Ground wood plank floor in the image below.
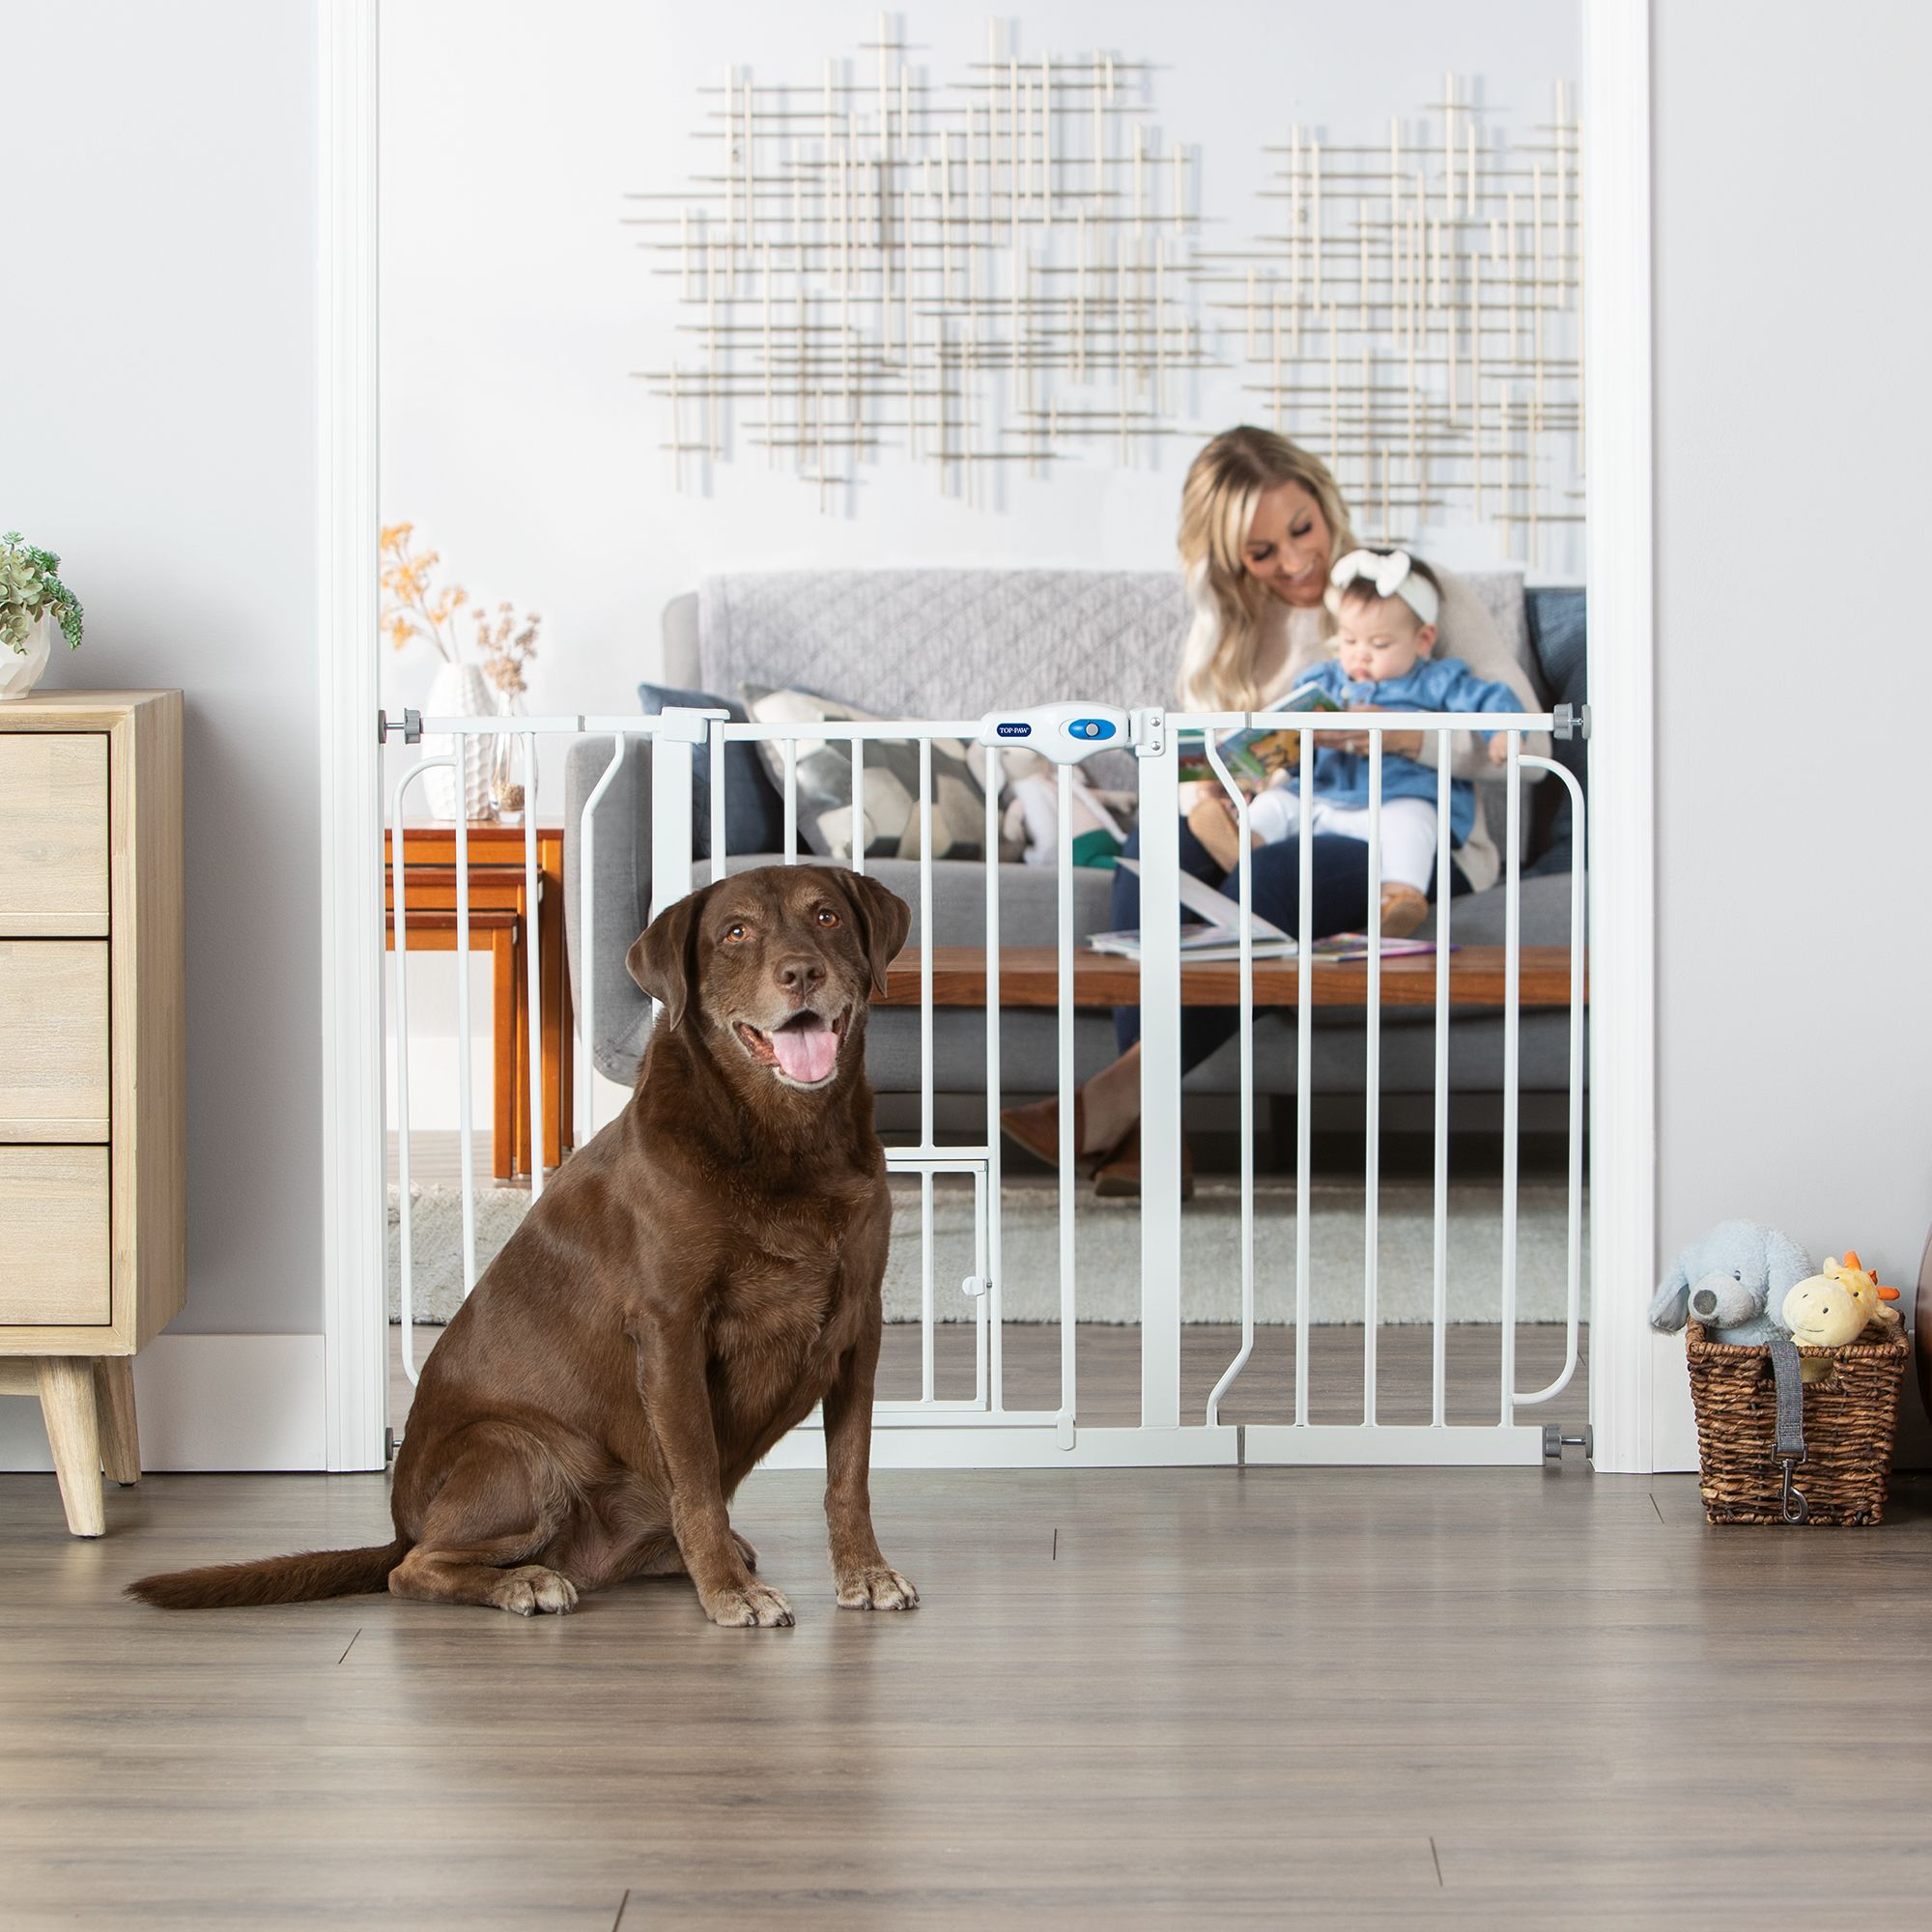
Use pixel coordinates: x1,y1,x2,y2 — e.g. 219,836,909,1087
4,1462,1928,1929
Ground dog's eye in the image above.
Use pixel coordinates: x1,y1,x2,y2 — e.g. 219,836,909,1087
816,908,840,926
724,923,748,943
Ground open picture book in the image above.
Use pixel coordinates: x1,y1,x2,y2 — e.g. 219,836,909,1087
1174,682,1344,786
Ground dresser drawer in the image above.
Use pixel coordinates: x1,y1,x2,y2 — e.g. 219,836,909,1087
0,735,109,937
0,1148,110,1325
0,941,110,1141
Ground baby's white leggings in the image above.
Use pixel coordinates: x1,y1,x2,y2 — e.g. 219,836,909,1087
1242,788,1439,893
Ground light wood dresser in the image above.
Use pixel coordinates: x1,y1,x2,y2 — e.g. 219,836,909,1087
0,692,184,1535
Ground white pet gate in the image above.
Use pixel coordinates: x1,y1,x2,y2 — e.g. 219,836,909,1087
383,698,1587,1469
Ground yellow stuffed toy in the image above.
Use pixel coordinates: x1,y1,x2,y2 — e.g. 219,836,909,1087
1781,1256,1906,1379
1780,1274,1870,1350
1825,1250,1902,1330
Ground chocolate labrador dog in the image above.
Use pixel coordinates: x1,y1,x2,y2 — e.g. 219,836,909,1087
133,864,917,1628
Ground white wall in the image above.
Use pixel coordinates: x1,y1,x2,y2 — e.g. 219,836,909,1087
1652,0,1932,1463
0,1,325,1464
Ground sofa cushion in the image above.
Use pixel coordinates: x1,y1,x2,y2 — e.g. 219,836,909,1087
1414,867,1576,948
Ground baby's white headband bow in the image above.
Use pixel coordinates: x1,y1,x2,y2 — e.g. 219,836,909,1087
1328,548,1439,627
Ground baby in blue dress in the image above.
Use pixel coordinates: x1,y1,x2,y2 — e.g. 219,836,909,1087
1220,548,1522,935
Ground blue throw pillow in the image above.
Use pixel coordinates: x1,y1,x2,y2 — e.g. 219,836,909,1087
637,682,789,859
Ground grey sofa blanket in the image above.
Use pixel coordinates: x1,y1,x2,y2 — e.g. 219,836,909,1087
692,566,1535,715
696,569,1192,722
689,565,1536,809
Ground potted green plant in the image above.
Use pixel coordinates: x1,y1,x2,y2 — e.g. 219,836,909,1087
0,533,84,700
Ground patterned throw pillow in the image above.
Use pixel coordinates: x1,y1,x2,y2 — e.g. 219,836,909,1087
740,684,990,862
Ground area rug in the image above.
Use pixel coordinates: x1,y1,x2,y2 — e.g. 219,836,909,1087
390,1177,1585,1326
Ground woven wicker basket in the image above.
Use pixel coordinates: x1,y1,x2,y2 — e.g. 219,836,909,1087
1685,1321,1911,1525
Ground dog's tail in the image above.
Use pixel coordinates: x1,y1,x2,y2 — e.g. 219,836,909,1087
128,1538,412,1609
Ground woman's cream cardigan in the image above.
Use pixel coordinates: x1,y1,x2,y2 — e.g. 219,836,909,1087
1181,572,1547,895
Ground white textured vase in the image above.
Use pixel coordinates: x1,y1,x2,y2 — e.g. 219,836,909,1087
0,609,55,700
420,662,495,821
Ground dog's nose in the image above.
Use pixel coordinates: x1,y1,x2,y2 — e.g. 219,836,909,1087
775,954,826,1000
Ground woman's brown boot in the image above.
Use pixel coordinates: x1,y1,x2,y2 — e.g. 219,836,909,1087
999,1090,1115,1179
1092,1126,1195,1201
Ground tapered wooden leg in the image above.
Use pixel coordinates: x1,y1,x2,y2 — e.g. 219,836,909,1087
93,1357,141,1487
35,1357,104,1538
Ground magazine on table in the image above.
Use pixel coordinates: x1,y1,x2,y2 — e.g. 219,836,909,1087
1086,861,1449,963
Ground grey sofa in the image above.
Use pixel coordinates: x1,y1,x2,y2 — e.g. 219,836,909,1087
563,569,1584,1104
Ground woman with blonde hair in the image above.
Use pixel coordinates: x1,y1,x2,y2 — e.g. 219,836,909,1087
1001,425,1546,1194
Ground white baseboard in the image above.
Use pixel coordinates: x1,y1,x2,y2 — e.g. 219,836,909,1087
0,1333,328,1472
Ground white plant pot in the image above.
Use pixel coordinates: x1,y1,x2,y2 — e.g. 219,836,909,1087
420,663,495,821
0,609,56,701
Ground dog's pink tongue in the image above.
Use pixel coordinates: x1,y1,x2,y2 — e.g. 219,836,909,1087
772,1016,838,1083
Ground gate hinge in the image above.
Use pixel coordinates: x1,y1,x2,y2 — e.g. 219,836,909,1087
378,708,423,746
1542,1423,1593,1463
1131,707,1166,757
384,1427,396,1464
1551,701,1591,742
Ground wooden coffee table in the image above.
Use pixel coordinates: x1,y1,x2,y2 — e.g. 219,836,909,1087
878,946,1580,1009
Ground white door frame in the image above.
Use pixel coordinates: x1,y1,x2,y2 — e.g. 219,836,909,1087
1579,0,1658,1472
318,0,387,1471
315,0,1661,1474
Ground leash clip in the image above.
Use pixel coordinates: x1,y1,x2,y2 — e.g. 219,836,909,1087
1778,1455,1809,1524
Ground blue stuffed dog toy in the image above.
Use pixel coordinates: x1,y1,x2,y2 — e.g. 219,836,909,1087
1648,1221,1813,1346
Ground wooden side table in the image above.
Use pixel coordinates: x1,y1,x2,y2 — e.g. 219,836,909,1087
384,825,574,1178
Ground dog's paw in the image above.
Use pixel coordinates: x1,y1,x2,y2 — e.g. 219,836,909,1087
704,1580,794,1629
836,1566,920,1611
731,1529,759,1573
491,1566,579,1617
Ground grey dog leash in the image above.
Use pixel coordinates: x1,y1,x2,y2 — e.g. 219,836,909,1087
1766,1330,1808,1524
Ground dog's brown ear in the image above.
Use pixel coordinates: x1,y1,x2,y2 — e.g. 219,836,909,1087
626,887,709,1030
836,870,913,1000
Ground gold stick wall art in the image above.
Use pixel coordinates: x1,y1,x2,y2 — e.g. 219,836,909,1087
627,22,1581,564
1197,70,1583,563
628,15,1207,513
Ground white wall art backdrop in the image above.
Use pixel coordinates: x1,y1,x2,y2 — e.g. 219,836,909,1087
381,2,1581,723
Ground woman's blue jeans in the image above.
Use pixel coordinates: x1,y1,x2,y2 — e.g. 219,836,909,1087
1108,818,1374,1071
